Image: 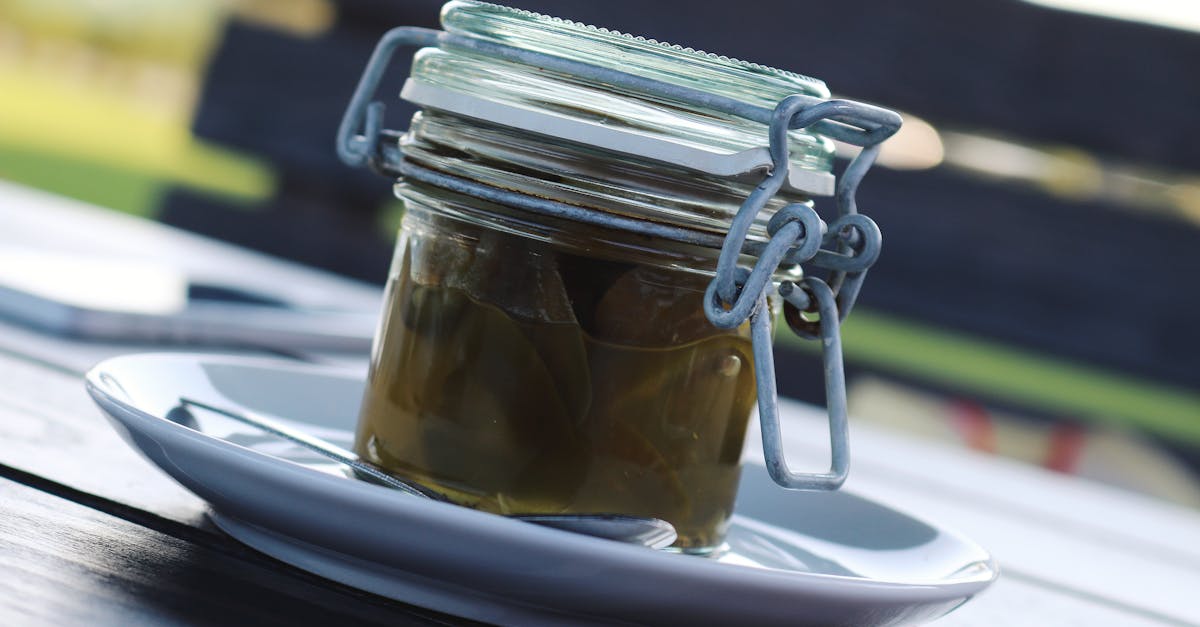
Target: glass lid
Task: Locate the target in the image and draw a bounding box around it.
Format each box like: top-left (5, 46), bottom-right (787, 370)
top-left (411, 1), bottom-right (836, 195)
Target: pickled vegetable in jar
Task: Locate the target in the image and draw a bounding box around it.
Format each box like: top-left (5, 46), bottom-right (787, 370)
top-left (351, 0), bottom-right (845, 553)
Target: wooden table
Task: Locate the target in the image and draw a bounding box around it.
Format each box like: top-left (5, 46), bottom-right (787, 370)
top-left (1, 181), bottom-right (1197, 626)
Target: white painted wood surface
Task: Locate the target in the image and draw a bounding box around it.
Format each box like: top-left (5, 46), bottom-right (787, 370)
top-left (753, 401), bottom-right (1200, 625)
top-left (2, 181), bottom-right (1196, 625)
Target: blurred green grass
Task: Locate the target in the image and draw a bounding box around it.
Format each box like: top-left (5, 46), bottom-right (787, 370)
top-left (0, 142), bottom-right (162, 216)
top-left (0, 1), bottom-right (272, 215)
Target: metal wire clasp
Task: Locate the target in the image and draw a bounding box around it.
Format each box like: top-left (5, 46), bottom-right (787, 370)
top-left (336, 27), bottom-right (442, 172)
top-left (337, 26), bottom-right (902, 492)
top-left (703, 96), bottom-right (899, 490)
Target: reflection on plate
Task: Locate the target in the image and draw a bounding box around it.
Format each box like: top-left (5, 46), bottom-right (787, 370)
top-left (87, 353), bottom-right (997, 626)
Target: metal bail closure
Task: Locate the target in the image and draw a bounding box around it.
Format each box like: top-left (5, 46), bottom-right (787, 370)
top-left (703, 96), bottom-right (900, 491)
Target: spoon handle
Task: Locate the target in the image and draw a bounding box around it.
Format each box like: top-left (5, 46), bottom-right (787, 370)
top-left (178, 397), bottom-right (431, 498)
top-left (176, 397), bottom-right (677, 549)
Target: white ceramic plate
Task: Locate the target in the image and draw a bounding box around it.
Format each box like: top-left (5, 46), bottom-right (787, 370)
top-left (86, 353), bottom-right (997, 626)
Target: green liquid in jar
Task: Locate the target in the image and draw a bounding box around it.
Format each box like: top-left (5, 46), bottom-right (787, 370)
top-left (355, 218), bottom-right (759, 551)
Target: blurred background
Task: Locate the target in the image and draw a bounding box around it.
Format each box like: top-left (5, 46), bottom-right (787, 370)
top-left (1, 0), bottom-right (1197, 506)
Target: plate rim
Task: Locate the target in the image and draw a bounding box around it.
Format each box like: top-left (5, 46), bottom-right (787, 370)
top-left (85, 352), bottom-right (999, 619)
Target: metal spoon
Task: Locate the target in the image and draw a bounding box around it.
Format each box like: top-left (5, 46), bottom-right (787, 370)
top-left (176, 398), bottom-right (678, 550)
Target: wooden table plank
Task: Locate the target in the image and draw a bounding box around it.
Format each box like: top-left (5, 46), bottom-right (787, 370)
top-left (937, 575), bottom-right (1185, 627)
top-left (0, 181), bottom-right (381, 375)
top-left (0, 347), bottom-right (207, 525)
top-left (0, 181), bottom-right (381, 313)
top-left (0, 476), bottom-right (463, 626)
top-left (0, 316), bottom-right (277, 382)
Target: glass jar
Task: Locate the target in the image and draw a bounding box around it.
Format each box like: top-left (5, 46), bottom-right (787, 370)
top-left (342, 1), bottom-right (889, 553)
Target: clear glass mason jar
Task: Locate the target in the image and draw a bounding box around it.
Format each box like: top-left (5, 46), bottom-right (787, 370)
top-left (352, 1), bottom-right (839, 553)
